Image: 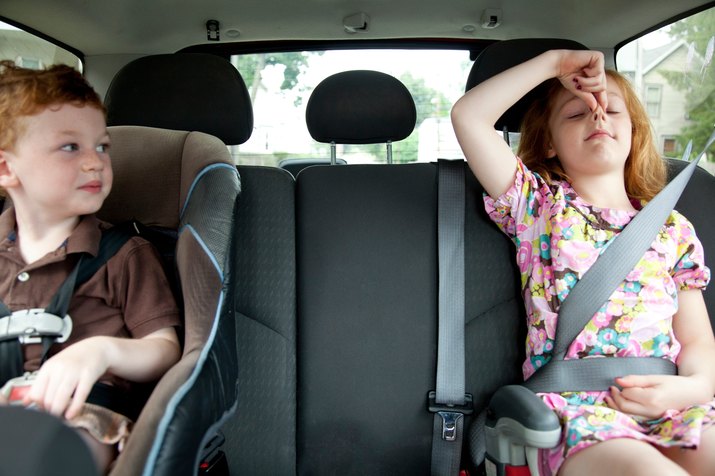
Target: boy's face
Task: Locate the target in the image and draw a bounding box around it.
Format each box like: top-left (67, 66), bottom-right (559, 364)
top-left (0, 103), bottom-right (112, 222)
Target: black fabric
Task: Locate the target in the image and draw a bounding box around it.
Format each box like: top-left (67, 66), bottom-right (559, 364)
top-left (293, 163), bottom-right (523, 475)
top-left (306, 70), bottom-right (417, 144)
top-left (148, 166), bottom-right (240, 476)
top-left (225, 166), bottom-right (297, 475)
top-left (465, 39), bottom-right (588, 132)
top-left (668, 158), bottom-right (715, 327)
top-left (105, 53), bottom-right (253, 145)
top-left (0, 406), bottom-right (98, 476)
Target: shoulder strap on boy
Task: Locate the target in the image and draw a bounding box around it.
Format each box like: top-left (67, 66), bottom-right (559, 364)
top-left (0, 221), bottom-right (142, 384)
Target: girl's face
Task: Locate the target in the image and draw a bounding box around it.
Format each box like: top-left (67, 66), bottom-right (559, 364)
top-left (546, 80), bottom-right (633, 180)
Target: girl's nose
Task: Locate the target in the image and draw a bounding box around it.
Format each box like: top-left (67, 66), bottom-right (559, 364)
top-left (592, 106), bottom-right (606, 122)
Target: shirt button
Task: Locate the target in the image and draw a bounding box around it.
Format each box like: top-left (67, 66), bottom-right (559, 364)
top-left (17, 272), bottom-right (29, 282)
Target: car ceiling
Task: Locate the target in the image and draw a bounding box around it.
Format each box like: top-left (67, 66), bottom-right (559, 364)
top-left (1, 0), bottom-right (713, 56)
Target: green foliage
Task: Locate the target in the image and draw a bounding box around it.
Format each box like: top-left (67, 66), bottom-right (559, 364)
top-left (662, 10), bottom-right (715, 157)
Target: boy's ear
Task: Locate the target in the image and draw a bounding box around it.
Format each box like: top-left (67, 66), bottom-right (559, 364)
top-left (0, 150), bottom-right (19, 189)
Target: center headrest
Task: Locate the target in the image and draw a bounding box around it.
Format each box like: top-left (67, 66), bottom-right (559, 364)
top-left (105, 53), bottom-right (253, 145)
top-left (465, 38), bottom-right (588, 132)
top-left (306, 70), bottom-right (416, 144)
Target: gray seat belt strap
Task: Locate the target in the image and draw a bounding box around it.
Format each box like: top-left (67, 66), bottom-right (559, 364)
top-left (430, 159), bottom-right (472, 476)
top-left (527, 131), bottom-right (714, 391)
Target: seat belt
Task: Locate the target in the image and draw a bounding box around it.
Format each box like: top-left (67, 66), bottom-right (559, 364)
top-left (525, 131), bottom-right (715, 393)
top-left (430, 159), bottom-right (473, 476)
top-left (0, 221), bottom-right (141, 385)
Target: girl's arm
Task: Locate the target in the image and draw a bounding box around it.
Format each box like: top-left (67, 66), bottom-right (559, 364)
top-left (451, 49), bottom-right (607, 199)
top-left (607, 289), bottom-right (715, 417)
top-left (25, 327), bottom-right (181, 419)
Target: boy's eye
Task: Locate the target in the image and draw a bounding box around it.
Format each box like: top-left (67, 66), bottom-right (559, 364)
top-left (61, 143), bottom-right (79, 152)
top-left (97, 143), bottom-right (111, 153)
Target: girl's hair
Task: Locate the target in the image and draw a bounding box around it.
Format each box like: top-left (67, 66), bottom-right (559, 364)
top-left (0, 60), bottom-right (104, 151)
top-left (517, 70), bottom-right (666, 202)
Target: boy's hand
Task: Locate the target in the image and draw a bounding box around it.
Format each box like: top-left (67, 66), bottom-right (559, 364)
top-left (605, 374), bottom-right (713, 419)
top-left (554, 49), bottom-right (608, 112)
top-left (23, 337), bottom-right (109, 420)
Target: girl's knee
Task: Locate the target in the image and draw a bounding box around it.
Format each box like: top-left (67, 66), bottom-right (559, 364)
top-left (662, 426), bottom-right (715, 476)
top-left (560, 439), bottom-right (687, 476)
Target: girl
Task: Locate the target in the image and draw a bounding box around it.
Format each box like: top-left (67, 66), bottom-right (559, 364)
top-left (451, 49), bottom-right (715, 475)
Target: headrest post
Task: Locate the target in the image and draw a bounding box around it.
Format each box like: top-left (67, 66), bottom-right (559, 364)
top-left (502, 126), bottom-right (510, 147)
top-left (386, 141), bottom-right (393, 164)
top-left (330, 141), bottom-right (337, 165)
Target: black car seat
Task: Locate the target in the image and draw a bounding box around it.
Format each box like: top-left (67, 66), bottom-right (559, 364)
top-left (99, 52), bottom-right (252, 475)
top-left (463, 38), bottom-right (715, 474)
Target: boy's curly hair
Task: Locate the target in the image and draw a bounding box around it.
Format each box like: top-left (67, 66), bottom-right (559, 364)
top-left (517, 70), bottom-right (667, 202)
top-left (0, 61), bottom-right (104, 151)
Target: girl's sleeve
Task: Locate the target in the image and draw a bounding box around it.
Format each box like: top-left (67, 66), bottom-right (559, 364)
top-left (483, 157), bottom-right (553, 242)
top-left (671, 214), bottom-right (711, 291)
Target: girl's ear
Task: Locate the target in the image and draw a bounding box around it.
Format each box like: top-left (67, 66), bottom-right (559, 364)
top-left (0, 150), bottom-right (19, 189)
top-left (546, 144), bottom-right (557, 159)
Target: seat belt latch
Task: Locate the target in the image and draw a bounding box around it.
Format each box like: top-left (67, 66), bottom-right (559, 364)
top-left (428, 391), bottom-right (474, 441)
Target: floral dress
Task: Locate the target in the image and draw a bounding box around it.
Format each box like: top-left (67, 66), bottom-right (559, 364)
top-left (483, 158), bottom-right (715, 474)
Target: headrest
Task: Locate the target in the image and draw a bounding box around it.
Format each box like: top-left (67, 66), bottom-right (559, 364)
top-left (105, 53), bottom-right (253, 145)
top-left (306, 70), bottom-right (416, 144)
top-left (465, 39), bottom-right (588, 132)
top-left (99, 126), bottom-right (233, 229)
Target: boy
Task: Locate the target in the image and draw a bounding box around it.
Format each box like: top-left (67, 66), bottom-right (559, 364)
top-left (0, 61), bottom-right (181, 471)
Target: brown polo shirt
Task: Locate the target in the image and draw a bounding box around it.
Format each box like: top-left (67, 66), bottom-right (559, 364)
top-left (0, 209), bottom-right (181, 383)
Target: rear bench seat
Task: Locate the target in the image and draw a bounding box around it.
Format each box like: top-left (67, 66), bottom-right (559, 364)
top-left (228, 161), bottom-right (526, 475)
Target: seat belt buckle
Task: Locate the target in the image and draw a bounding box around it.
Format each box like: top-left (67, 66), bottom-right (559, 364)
top-left (427, 391), bottom-right (473, 441)
top-left (1, 371), bottom-right (37, 406)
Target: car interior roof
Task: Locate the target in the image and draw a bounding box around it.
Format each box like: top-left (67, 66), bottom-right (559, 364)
top-left (1, 0), bottom-right (714, 57)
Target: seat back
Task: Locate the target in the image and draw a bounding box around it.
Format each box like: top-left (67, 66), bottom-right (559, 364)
top-left (99, 53), bottom-right (252, 476)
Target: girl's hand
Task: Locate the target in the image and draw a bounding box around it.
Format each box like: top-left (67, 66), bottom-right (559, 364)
top-left (605, 374), bottom-right (713, 419)
top-left (554, 49), bottom-right (608, 112)
top-left (23, 337), bottom-right (109, 420)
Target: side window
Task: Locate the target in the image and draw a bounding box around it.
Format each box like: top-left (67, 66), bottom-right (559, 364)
top-left (617, 7), bottom-right (714, 175)
top-left (0, 20), bottom-right (82, 71)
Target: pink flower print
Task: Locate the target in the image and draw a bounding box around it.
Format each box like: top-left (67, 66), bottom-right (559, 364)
top-left (559, 240), bottom-right (598, 273)
top-left (606, 300), bottom-right (624, 317)
top-left (583, 329), bottom-right (599, 347)
top-left (614, 314), bottom-right (634, 333)
top-left (517, 241), bottom-right (533, 273)
top-left (592, 311), bottom-right (611, 328)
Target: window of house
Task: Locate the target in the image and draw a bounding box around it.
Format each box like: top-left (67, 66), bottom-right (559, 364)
top-left (616, 6), bottom-right (714, 172)
top-left (644, 84), bottom-right (662, 118)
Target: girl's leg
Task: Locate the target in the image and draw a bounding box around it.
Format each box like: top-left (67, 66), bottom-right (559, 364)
top-left (558, 438), bottom-right (688, 476)
top-left (660, 425), bottom-right (715, 476)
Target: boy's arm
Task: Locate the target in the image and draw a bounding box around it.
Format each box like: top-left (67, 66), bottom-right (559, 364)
top-left (25, 327), bottom-right (181, 419)
top-left (451, 49), bottom-right (606, 199)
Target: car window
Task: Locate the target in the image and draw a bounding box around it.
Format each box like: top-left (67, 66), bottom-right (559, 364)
top-left (230, 49), bottom-right (470, 166)
top-left (617, 6), bottom-right (714, 174)
top-left (0, 20), bottom-right (81, 71)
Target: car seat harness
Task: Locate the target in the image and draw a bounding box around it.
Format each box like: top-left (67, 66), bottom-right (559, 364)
top-left (0, 222), bottom-right (144, 414)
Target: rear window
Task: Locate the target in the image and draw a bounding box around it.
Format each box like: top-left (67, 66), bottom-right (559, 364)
top-left (617, 6), bottom-right (714, 174)
top-left (0, 19), bottom-right (81, 71)
top-left (230, 49), bottom-right (470, 166)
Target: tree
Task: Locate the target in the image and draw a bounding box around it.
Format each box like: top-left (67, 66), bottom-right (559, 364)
top-left (661, 9), bottom-right (715, 158)
top-left (232, 52), bottom-right (321, 105)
